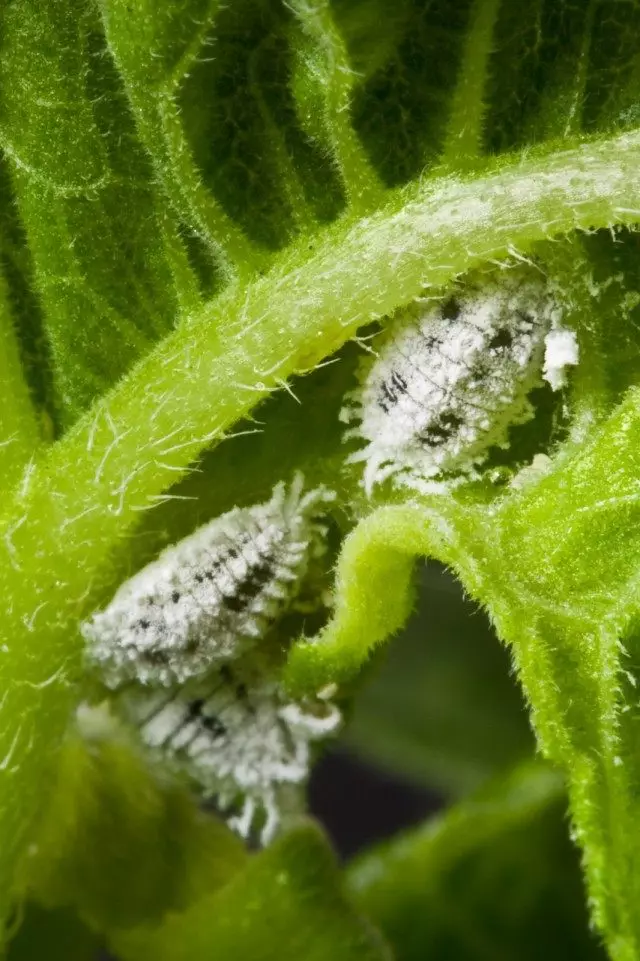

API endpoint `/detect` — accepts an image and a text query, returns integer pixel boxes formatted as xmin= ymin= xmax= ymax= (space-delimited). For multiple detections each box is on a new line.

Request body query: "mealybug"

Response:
xmin=82 ymin=474 xmax=335 ymax=688
xmin=118 ymin=654 xmax=341 ymax=844
xmin=341 ymin=271 xmax=578 ymax=494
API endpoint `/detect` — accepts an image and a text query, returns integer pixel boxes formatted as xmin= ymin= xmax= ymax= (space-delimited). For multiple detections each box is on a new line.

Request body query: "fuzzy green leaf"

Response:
xmin=97 ymin=0 xmax=270 ymax=279
xmin=0 ymin=0 xmax=188 ymax=420
xmin=287 ymin=367 xmax=640 ymax=959
xmin=288 ymin=0 xmax=384 ymax=212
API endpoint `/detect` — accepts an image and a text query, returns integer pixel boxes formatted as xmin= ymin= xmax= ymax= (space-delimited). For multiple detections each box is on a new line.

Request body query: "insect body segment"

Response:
xmin=120 ymin=656 xmax=341 ymax=844
xmin=82 ymin=475 xmax=335 ymax=688
xmin=342 ymin=272 xmax=578 ymax=494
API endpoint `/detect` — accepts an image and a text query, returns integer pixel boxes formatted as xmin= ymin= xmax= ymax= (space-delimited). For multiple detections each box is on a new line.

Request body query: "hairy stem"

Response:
xmin=441 ymin=0 xmax=502 ymax=166
xmin=285 ymin=503 xmax=463 ymax=692
xmin=288 ymin=0 xmax=384 ymax=211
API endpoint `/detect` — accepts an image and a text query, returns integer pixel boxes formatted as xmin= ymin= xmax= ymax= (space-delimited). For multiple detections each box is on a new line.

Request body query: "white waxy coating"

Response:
xmin=120 ymin=655 xmax=341 ymax=845
xmin=543 ymin=328 xmax=580 ymax=390
xmin=82 ymin=475 xmax=335 ymax=688
xmin=342 ymin=271 xmax=575 ymax=494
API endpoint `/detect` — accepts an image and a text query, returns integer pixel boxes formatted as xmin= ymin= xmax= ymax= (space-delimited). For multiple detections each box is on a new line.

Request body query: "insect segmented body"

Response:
xmin=119 ymin=655 xmax=341 ymax=844
xmin=341 ymin=271 xmax=578 ymax=494
xmin=82 ymin=475 xmax=335 ymax=688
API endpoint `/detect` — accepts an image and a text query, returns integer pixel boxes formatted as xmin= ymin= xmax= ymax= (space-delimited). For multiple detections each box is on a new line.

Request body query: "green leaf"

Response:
xmin=0 ymin=154 xmax=58 ymax=438
xmin=0 ymin=0 xmax=188 ymax=420
xmin=347 ymin=762 xmax=606 ymax=961
xmin=20 ymin=721 xmax=247 ymax=933
xmin=6 ymin=904 xmax=102 ymax=961
xmin=440 ymin=0 xmax=501 ymax=167
xmin=97 ymin=0 xmax=269 ymax=278
xmin=347 ymin=0 xmax=478 ymax=185
xmin=286 ymin=353 xmax=640 ymax=957
xmin=288 ymin=0 xmax=384 ymax=212
xmin=479 ymin=389 xmax=640 ymax=959
xmin=483 ymin=1 xmax=640 ymax=146
xmin=111 ymin=822 xmax=390 ymax=961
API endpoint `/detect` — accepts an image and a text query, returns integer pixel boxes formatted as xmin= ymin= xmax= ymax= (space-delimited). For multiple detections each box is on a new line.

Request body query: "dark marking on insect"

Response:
xmin=202 ymin=714 xmax=227 ymax=739
xmin=421 ymin=411 xmax=465 ymax=445
xmin=487 ymin=326 xmax=514 ymax=350
xmin=143 ymin=648 xmax=170 ymax=665
xmin=441 ymin=297 xmax=461 ymax=320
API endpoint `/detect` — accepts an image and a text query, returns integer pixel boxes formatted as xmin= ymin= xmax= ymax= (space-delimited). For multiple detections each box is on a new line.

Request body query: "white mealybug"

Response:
xmin=118 ymin=654 xmax=341 ymax=845
xmin=82 ymin=474 xmax=335 ymax=688
xmin=341 ymin=271 xmax=579 ymax=494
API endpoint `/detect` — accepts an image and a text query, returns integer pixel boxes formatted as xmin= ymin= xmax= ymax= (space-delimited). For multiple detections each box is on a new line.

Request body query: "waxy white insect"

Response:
xmin=119 ymin=653 xmax=341 ymax=845
xmin=82 ymin=475 xmax=335 ymax=688
xmin=341 ymin=271 xmax=579 ymax=494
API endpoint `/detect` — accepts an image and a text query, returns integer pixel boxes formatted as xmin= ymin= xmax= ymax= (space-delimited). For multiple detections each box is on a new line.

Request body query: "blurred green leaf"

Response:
xmin=6 ymin=904 xmax=101 ymax=961
xmin=347 ymin=762 xmax=607 ymax=961
xmin=22 ymin=717 xmax=247 ymax=933
xmin=112 ymin=821 xmax=390 ymax=961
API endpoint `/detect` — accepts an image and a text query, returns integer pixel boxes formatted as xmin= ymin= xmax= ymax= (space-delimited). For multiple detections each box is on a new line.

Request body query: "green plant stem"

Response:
xmin=285 ymin=503 xmax=462 ymax=691
xmin=2 ymin=128 xmax=640 ymax=920
xmin=441 ymin=0 xmax=502 ymax=166
xmin=0 ymin=272 xmax=41 ymax=492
